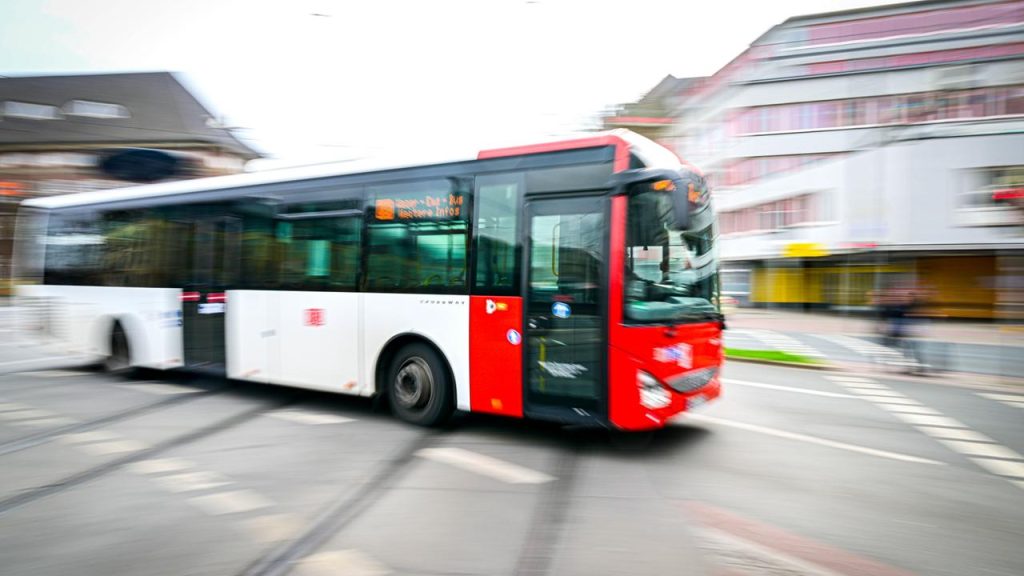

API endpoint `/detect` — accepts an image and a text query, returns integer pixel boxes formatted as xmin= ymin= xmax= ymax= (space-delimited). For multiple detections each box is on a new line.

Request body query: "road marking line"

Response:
xmin=889 ymin=413 xmax=966 ymax=428
xmin=978 ymin=393 xmax=1024 ymax=409
xmin=838 ymin=382 xmax=889 ymax=390
xmin=824 ymin=375 xmax=875 ymax=384
xmin=743 ymin=330 xmax=827 ymax=358
xmin=78 ymin=439 xmax=149 ymax=455
xmin=0 ymin=408 xmax=56 ymax=420
xmin=59 ymin=430 xmax=123 ymax=444
xmin=293 ymin=550 xmax=391 ymax=576
xmin=115 ymin=382 xmax=196 ymax=395
xmin=876 ymin=404 xmax=942 ymax=415
xmin=936 ymin=439 xmax=1023 ymax=460
xmin=915 ymin=426 xmax=995 ymax=443
xmin=831 ymin=378 xmax=1024 ymax=488
xmin=268 ymin=409 xmax=355 ymax=425
xmin=416 ymin=447 xmax=556 ymax=484
xmin=698 ymin=526 xmax=848 ymax=576
xmin=11 ymin=416 xmax=76 ymax=427
xmin=854 ymin=395 xmax=922 ymax=406
xmin=978 ymin=393 xmax=1024 ymax=403
xmin=722 ymin=379 xmax=856 ymax=399
xmin=971 ymin=457 xmax=1024 ymax=479
xmin=244 ymin=513 xmax=303 ymax=544
xmin=154 ymin=471 xmax=233 ymax=493
xmin=188 ymin=489 xmax=273 ymax=515
xmin=127 ymin=457 xmax=196 ymax=475
xmin=685 ymin=501 xmax=918 ymax=576
xmin=847 ymin=389 xmax=906 ymax=398
xmin=683 ymin=414 xmax=942 ymax=465
xmin=819 ymin=334 xmax=905 ymax=361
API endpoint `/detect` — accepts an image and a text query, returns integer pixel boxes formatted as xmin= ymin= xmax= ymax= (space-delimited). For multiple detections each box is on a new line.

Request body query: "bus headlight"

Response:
xmin=638 ymin=371 xmax=671 ymax=409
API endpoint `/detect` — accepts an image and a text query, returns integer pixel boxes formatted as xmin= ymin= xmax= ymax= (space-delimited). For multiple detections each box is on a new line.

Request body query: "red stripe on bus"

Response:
xmin=606 ymin=196 xmax=654 ymax=430
xmin=207 ymin=293 xmax=226 ymax=302
xmin=181 ymin=292 xmax=200 ymax=302
xmin=993 ymin=187 xmax=1024 ymax=200
xmin=469 ymin=295 xmax=523 ymax=418
xmin=478 ymin=135 xmax=631 ymax=173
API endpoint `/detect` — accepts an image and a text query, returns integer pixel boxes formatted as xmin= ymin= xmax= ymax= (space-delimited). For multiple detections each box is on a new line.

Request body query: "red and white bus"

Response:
xmin=14 ymin=130 xmax=722 ymax=430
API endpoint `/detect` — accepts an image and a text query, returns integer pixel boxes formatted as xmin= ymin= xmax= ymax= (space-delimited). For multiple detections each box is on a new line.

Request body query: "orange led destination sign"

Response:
xmin=375 ymin=193 xmax=463 ymax=221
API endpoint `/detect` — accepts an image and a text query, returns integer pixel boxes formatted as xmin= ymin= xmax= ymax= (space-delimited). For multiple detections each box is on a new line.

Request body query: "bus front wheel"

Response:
xmin=387 ymin=343 xmax=452 ymax=427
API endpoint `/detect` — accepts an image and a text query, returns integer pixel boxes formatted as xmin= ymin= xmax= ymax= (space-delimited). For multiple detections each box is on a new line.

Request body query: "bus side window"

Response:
xmin=365 ymin=178 xmax=469 ymax=294
xmin=235 ymin=202 xmax=277 ymax=289
xmin=472 ymin=173 xmax=522 ymax=296
xmin=42 ymin=210 xmax=104 ymax=286
xmin=269 ymin=198 xmax=362 ymax=292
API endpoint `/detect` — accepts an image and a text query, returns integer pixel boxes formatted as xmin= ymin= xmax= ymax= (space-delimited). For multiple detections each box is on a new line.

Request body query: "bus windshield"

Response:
xmin=624 ymin=181 xmax=720 ymax=324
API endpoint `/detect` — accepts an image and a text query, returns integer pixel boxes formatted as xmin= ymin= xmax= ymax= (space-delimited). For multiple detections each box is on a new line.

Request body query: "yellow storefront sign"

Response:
xmin=782 ymin=242 xmax=829 ymax=258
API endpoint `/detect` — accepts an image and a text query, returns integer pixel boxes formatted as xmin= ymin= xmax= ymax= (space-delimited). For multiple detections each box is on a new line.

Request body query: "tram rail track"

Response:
xmin=0 ymin=381 xmax=231 ymax=457
xmin=238 ymin=429 xmax=439 ymax=576
xmin=0 ymin=393 xmax=295 ymax=516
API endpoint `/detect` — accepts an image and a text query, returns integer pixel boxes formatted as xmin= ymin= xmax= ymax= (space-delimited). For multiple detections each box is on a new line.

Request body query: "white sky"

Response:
xmin=1 ymin=0 xmax=902 ymax=168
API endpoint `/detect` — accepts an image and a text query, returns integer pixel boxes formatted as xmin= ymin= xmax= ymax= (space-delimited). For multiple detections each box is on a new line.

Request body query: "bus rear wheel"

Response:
xmin=387 ymin=343 xmax=453 ymax=427
xmin=104 ymin=323 xmax=132 ymax=375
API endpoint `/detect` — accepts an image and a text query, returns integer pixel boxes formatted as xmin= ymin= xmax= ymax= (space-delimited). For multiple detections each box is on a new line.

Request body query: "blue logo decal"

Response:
xmin=551 ymin=302 xmax=571 ymax=319
xmin=506 ymin=328 xmax=522 ymax=346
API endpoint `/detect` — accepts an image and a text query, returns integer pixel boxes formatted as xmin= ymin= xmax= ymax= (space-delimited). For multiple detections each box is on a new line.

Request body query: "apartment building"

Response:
xmin=671 ymin=0 xmax=1024 ymax=318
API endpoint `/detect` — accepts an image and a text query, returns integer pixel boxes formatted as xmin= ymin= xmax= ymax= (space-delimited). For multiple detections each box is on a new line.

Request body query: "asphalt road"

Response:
xmin=0 ymin=360 xmax=1022 ymax=576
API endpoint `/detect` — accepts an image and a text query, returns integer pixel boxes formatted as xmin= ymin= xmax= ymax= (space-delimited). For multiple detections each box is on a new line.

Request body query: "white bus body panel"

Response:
xmin=225 ymin=290 xmax=274 ymax=383
xmin=361 ymin=294 xmax=470 ymax=410
xmin=269 ymin=291 xmax=362 ymax=394
xmin=16 ymin=285 xmax=183 ymax=369
xmin=227 ymin=291 xmax=362 ymax=393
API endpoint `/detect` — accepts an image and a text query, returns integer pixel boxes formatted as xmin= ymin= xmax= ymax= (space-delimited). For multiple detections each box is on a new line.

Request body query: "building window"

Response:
xmin=720 ymin=154 xmax=838 ymax=187
xmin=805 ymin=2 xmax=1023 ymax=46
xmin=719 ymin=191 xmax=835 ymax=235
xmin=957 ymin=166 xmax=1024 ymax=227
xmin=63 ymin=100 xmax=130 ymax=119
xmin=3 ymin=101 xmax=61 ymax=120
xmin=735 ymin=85 xmax=1024 ymax=135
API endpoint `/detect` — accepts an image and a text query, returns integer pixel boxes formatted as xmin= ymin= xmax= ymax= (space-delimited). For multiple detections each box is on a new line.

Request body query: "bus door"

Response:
xmin=182 ymin=215 xmax=240 ymax=372
xmin=523 ymin=195 xmax=606 ymax=422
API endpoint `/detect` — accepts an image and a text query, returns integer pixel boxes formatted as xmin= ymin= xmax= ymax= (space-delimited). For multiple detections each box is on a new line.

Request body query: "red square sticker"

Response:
xmin=304 ymin=308 xmax=325 ymax=326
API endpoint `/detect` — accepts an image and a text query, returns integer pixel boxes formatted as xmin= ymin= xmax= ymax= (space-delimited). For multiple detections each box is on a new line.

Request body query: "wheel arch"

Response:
xmin=373 ymin=332 xmax=456 ymax=407
xmin=93 ymin=312 xmax=146 ymax=365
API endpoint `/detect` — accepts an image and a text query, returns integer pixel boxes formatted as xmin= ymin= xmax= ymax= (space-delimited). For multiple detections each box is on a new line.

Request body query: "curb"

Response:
xmin=726 ymin=355 xmax=1023 ymax=391
xmin=725 ymin=356 xmax=831 ymax=371
xmin=830 ymin=359 xmax=1024 ymax=391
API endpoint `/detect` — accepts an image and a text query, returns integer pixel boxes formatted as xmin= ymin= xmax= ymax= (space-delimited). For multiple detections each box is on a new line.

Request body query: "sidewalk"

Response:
xmin=727 ymin=308 xmax=1024 ymax=349
xmin=724 ymin=308 xmax=1024 ymax=383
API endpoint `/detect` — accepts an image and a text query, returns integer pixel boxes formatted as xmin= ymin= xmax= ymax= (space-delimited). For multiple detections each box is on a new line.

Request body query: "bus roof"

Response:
xmin=23 ymin=129 xmax=679 ymax=210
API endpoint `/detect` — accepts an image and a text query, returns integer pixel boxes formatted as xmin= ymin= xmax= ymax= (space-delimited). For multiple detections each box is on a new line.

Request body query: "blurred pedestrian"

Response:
xmin=874 ymin=283 xmax=935 ymax=373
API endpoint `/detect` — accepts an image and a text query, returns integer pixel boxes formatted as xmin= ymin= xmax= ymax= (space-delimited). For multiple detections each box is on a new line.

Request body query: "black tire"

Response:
xmin=103 ymin=323 xmax=133 ymax=376
xmin=387 ymin=343 xmax=453 ymax=427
